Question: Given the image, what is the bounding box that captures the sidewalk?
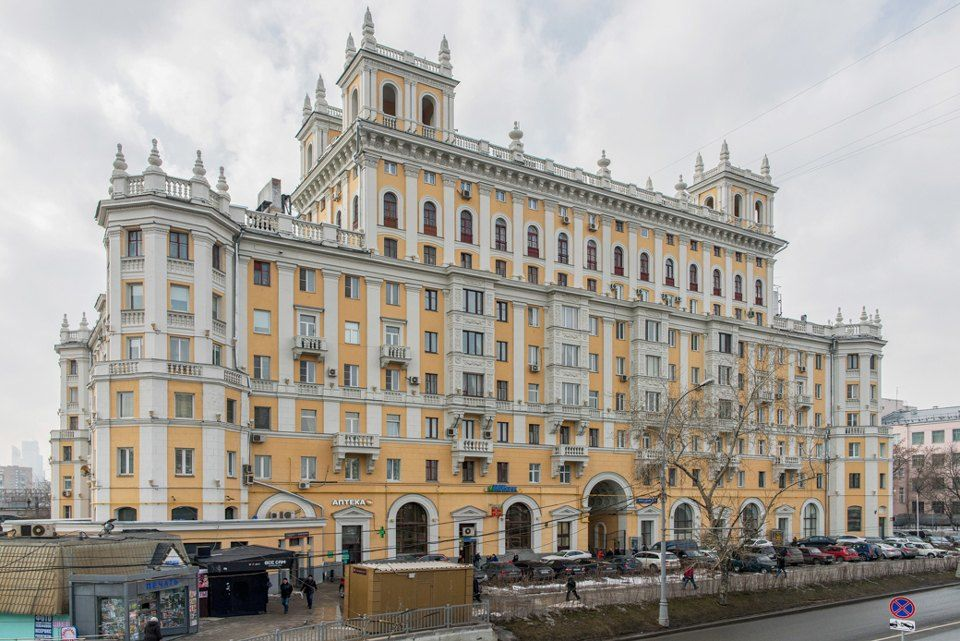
[189,583,341,640]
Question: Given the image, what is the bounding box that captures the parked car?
[910,542,944,558]
[749,545,778,559]
[774,546,805,566]
[635,551,681,572]
[797,535,837,548]
[729,553,775,573]
[890,543,918,559]
[798,546,834,565]
[649,540,700,559]
[580,561,620,577]
[821,545,861,562]
[877,543,902,559]
[850,543,882,561]
[684,549,719,567]
[745,538,775,548]
[418,554,449,562]
[928,536,955,550]
[836,535,866,545]
[542,549,592,562]
[549,559,588,577]
[864,536,884,545]
[480,561,523,583]
[512,560,557,581]
[606,555,642,574]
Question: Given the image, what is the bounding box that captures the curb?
[609,579,960,640]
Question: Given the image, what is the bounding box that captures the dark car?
[749,545,778,559]
[774,546,805,566]
[512,560,555,581]
[481,561,522,583]
[797,536,837,548]
[580,561,620,577]
[851,543,881,561]
[418,554,449,562]
[606,555,642,574]
[650,539,700,559]
[683,549,719,568]
[798,546,834,565]
[729,553,775,573]
[549,559,588,577]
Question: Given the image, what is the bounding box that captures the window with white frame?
[529,463,541,483]
[561,382,580,405]
[561,344,579,367]
[254,455,272,479]
[588,353,599,372]
[344,321,360,344]
[385,282,401,305]
[387,458,401,481]
[117,448,134,476]
[299,268,316,292]
[298,313,317,336]
[560,305,578,329]
[527,383,540,403]
[384,368,400,391]
[227,451,237,477]
[175,448,194,475]
[344,457,361,481]
[301,409,317,433]
[386,413,401,437]
[253,355,271,380]
[344,275,360,299]
[343,364,359,387]
[169,337,190,362]
[384,325,401,346]
[344,412,360,433]
[170,285,190,312]
[301,456,317,480]
[174,392,194,418]
[253,309,271,334]
[117,392,134,418]
[299,360,317,383]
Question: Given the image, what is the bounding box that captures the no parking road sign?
[889,596,917,619]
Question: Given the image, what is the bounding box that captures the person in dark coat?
[473,552,481,567]
[565,576,580,601]
[143,616,162,641]
[512,553,520,563]
[775,553,787,577]
[472,576,482,602]
[301,575,318,610]
[280,578,294,613]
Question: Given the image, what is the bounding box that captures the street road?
[654,584,960,641]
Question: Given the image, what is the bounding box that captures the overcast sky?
[1,1,957,464]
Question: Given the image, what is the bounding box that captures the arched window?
[382,192,398,228]
[557,233,570,264]
[639,252,650,281]
[755,279,764,306]
[171,506,198,521]
[846,506,862,532]
[459,210,473,244]
[712,269,722,296]
[335,210,343,227]
[224,506,237,520]
[526,226,539,258]
[382,84,397,117]
[803,504,819,537]
[674,504,694,540]
[586,240,598,270]
[350,89,359,121]
[421,95,435,127]
[704,195,714,209]
[741,504,760,538]
[754,200,763,224]
[613,247,624,276]
[351,195,360,230]
[665,258,675,286]
[688,264,698,291]
[734,275,743,301]
[396,502,429,555]
[116,507,137,522]
[494,218,508,251]
[422,202,437,235]
[505,503,532,551]
[734,194,743,218]
[306,144,313,169]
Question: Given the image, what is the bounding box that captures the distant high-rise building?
[11,440,45,483]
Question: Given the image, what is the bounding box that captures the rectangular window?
[174,392,194,418]
[344,457,361,481]
[462,460,476,482]
[558,464,571,484]
[341,275,361,300]
[169,336,192,362]
[384,368,400,391]
[529,463,541,483]
[300,409,317,433]
[463,372,484,397]
[254,455,272,479]
[589,353,599,372]
[848,442,861,458]
[126,283,144,310]
[528,345,540,367]
[561,305,579,329]
[758,471,766,488]
[496,341,509,362]
[227,451,237,477]
[425,417,439,439]
[169,284,190,312]
[588,390,599,408]
[424,331,438,353]
[464,289,484,314]
[589,316,599,335]
[299,360,316,383]
[616,321,626,340]
[691,334,700,351]
[425,289,438,311]
[253,309,271,334]
[849,473,861,489]
[169,231,189,259]
[616,356,626,375]
[463,331,484,356]
[384,161,398,175]
[561,382,580,405]
[425,459,439,482]
[423,246,437,265]
[385,282,401,305]
[526,265,539,284]
[497,461,510,483]
[117,391,134,418]
[117,448,134,476]
[344,412,360,434]
[253,260,271,286]
[424,373,438,395]
[561,344,579,367]
[527,383,540,403]
[846,354,859,369]
[528,307,540,327]
[644,320,660,342]
[126,336,143,360]
[423,171,436,185]
[254,406,271,429]
[126,229,142,257]
[253,355,271,380]
[497,421,510,443]
[932,430,945,444]
[528,423,541,445]
[387,458,401,481]
[299,268,316,292]
[496,301,509,322]
[386,414,401,437]
[344,321,360,344]
[226,398,237,423]
[175,448,194,475]
[343,364,360,387]
[297,313,317,337]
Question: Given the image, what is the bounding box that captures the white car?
[541,549,592,562]
[745,538,774,548]
[911,542,944,558]
[836,535,866,544]
[877,543,902,559]
[635,551,681,571]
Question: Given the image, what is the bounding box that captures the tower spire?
[315,73,327,107]
[694,152,704,181]
[345,33,356,66]
[302,93,312,121]
[439,34,452,76]
[761,154,771,180]
[361,7,376,49]
[719,139,730,164]
[597,150,611,179]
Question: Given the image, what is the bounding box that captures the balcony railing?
[775,455,802,469]
[553,444,589,460]
[167,311,194,329]
[121,257,144,273]
[294,335,328,357]
[452,438,493,476]
[120,310,144,326]
[167,258,194,276]
[333,432,381,473]
[380,344,412,367]
[167,362,202,377]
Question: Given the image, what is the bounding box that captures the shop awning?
[194,545,297,574]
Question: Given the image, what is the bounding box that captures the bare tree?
[633,338,824,605]
[896,446,942,528]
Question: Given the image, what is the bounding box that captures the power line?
[650,1,960,177]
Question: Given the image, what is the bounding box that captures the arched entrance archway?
[505,503,532,552]
[588,480,627,552]
[396,502,428,555]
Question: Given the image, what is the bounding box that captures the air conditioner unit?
[333,185,342,201]
[588,216,599,231]
[250,433,266,444]
[298,481,311,490]
[327,368,337,378]
[445,427,456,438]
[462,526,476,537]
[18,524,57,538]
[747,310,756,318]
[482,429,493,439]
[408,376,420,385]
[775,393,784,400]
[798,366,807,373]
[459,182,472,199]
[618,374,629,382]
[560,214,570,225]
[529,363,540,373]
[62,490,72,498]
[242,464,254,485]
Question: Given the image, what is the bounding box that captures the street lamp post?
[658,378,714,628]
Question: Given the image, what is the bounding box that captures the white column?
[512,302,526,403]
[747,257,756,313]
[767,258,777,319]
[679,236,689,295]
[602,320,613,411]
[362,157,379,250]
[403,163,420,259]
[107,228,123,357]
[142,224,169,359]
[323,270,340,371]
[653,231,664,302]
[405,284,421,379]
[277,262,296,432]
[479,183,492,270]
[573,211,584,287]
[724,248,734,311]
[679,332,690,389]
[442,175,456,265]
[366,277,382,389]
[511,192,524,278]
[201,422,225,519]
[544,201,556,283]
[600,220,612,294]
[701,242,710,312]
[235,256,250,371]
[628,224,638,295]
[193,233,214,364]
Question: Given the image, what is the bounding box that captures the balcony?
[167,257,194,276]
[212,318,227,337]
[167,311,194,329]
[333,433,380,473]
[293,335,328,358]
[380,344,412,367]
[758,389,775,404]
[121,257,144,274]
[451,438,494,476]
[774,455,802,471]
[121,310,144,327]
[797,394,813,407]
[552,445,589,478]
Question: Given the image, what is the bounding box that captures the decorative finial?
[315,73,327,107]
[192,150,208,183]
[874,308,881,324]
[439,34,452,75]
[508,121,524,153]
[719,139,730,163]
[597,150,611,178]
[112,143,128,176]
[694,152,704,180]
[835,307,843,323]
[216,166,230,197]
[345,33,356,66]
[674,174,688,198]
[645,176,654,191]
[80,312,89,329]
[302,93,312,121]
[147,138,162,168]
[361,7,376,49]
[860,306,868,322]
[761,154,770,179]
[61,314,69,329]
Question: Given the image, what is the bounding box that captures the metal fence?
[233,602,490,641]
[487,556,959,619]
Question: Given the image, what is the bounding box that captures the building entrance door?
[342,525,362,564]
[459,523,477,562]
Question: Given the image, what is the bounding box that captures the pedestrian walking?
[472,576,482,602]
[473,552,481,567]
[565,576,580,601]
[681,565,698,590]
[512,553,519,563]
[280,578,294,614]
[338,577,345,598]
[301,575,318,610]
[143,616,162,641]
[775,553,787,577]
